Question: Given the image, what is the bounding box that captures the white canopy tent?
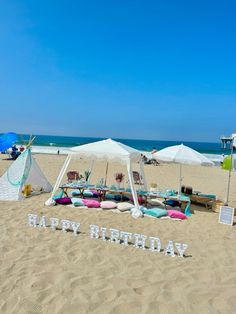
[153,144,214,195]
[46,139,147,218]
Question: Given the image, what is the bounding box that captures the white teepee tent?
[0,149,52,200]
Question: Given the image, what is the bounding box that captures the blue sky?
[0,0,235,142]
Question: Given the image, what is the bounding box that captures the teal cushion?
[71,189,81,196]
[83,190,94,197]
[71,197,84,207]
[142,207,167,218]
[105,193,115,200]
[198,194,216,199]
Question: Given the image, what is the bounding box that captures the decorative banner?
[218,206,235,226]
[27,214,188,258]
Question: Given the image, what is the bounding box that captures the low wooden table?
[148,192,191,215]
[60,184,110,201]
[59,184,148,204]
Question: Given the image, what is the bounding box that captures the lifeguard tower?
[220,133,236,171]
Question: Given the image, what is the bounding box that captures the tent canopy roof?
[70,138,141,163]
[153,144,214,166]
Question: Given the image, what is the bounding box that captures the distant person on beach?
[220,153,225,165]
[57,150,60,155]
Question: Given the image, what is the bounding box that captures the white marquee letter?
[109,228,120,244]
[100,227,107,241]
[175,243,188,257]
[38,216,46,228]
[90,225,99,238]
[120,231,132,246]
[149,237,161,252]
[50,218,59,231]
[61,220,71,233]
[28,214,37,227]
[133,234,147,250]
[164,241,175,257]
[70,221,80,235]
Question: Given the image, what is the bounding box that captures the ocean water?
[16,134,228,155]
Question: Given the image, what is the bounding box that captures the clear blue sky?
[0,0,235,142]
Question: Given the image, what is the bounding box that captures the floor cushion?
[83,190,94,197]
[100,201,117,209]
[113,195,130,202]
[142,207,167,218]
[163,200,181,207]
[71,189,81,197]
[82,199,100,208]
[117,202,133,212]
[105,193,115,200]
[71,197,85,207]
[54,197,72,205]
[167,209,187,220]
[148,198,165,207]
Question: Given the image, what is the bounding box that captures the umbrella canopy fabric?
[153,144,214,166]
[0,132,17,152]
[153,144,214,216]
[70,138,141,163]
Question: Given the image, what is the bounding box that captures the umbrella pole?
[225,144,234,205]
[105,162,109,186]
[178,164,182,196]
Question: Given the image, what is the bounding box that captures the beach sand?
[0,154,236,314]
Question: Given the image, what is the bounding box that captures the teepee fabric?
[0,149,52,201]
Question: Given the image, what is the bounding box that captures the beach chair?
[67,171,79,182]
[132,171,143,185]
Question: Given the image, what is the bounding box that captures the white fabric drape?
[139,159,148,191]
[126,160,142,218]
[49,154,72,198]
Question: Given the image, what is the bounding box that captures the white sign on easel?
[218,206,234,226]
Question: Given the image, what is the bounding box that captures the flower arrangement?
[115,172,125,183]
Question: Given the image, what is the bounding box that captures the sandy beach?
[1,153,236,314]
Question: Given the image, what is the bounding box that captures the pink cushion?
[167,209,187,220]
[100,201,117,209]
[82,199,100,208]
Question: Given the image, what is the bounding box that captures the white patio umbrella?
[152,144,214,195]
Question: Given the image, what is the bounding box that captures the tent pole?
[225,144,234,205]
[50,154,72,197]
[127,160,142,218]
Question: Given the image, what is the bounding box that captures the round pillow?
[117,202,133,212]
[167,209,187,220]
[100,201,117,209]
[82,199,100,208]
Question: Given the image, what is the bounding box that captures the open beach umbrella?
[152,144,214,195]
[0,132,17,152]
